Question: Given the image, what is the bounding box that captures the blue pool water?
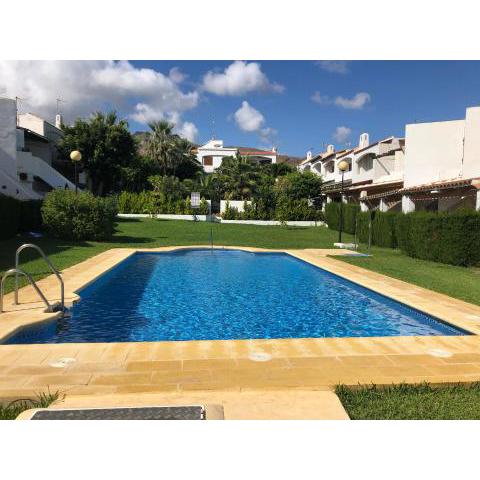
[4,249,466,344]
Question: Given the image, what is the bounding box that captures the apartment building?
[300,106,480,213]
[0,97,75,199]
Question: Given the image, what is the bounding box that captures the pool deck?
[2,246,480,419]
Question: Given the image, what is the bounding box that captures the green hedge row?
[117,191,210,215]
[341,206,480,266]
[396,211,480,266]
[0,194,43,240]
[325,202,360,234]
[222,199,324,222]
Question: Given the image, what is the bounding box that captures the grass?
[334,245,480,306]
[0,218,352,294]
[0,390,60,420]
[336,383,480,419]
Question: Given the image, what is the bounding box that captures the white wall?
[404,119,465,188]
[463,106,480,179]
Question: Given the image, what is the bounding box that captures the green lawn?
[336,383,480,419]
[0,218,351,294]
[1,218,479,307]
[333,245,480,306]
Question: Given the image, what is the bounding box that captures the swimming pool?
[4,249,466,344]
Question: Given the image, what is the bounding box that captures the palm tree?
[145,120,177,176]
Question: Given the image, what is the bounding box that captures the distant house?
[194,139,277,173]
[0,97,75,199]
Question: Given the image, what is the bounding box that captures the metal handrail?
[1,268,52,313]
[15,243,64,312]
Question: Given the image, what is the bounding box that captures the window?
[203,156,213,166]
[357,154,374,174]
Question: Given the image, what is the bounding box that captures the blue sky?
[131,60,480,156]
[3,60,480,157]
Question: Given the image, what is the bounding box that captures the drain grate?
[31,406,205,420]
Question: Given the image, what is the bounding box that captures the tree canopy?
[58,112,137,196]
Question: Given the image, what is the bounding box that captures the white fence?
[220,219,325,227]
[118,213,212,221]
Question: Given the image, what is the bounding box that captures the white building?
[0,97,75,200]
[195,139,277,173]
[301,107,480,213]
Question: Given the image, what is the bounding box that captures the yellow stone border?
[1,246,480,400]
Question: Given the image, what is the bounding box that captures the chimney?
[359,132,369,148]
[272,146,277,153]
[55,113,63,129]
[306,151,312,161]
[326,144,335,154]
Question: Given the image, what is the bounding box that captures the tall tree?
[58,112,136,195]
[144,120,201,179]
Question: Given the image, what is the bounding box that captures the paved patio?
[1,246,480,418]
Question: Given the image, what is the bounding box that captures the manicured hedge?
[372,211,399,248]
[42,190,118,241]
[396,210,480,266]
[325,202,360,234]
[0,194,21,240]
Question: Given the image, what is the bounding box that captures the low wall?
[118,213,211,221]
[220,219,325,227]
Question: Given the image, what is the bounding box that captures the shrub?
[198,198,210,215]
[117,191,152,214]
[0,194,21,240]
[19,200,43,231]
[275,198,322,223]
[42,190,117,241]
[396,210,480,266]
[356,211,372,244]
[372,211,399,248]
[325,202,360,234]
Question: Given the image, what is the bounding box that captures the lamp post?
[70,150,82,193]
[337,159,349,243]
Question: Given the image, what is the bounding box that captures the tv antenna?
[211,116,216,140]
[56,97,66,114]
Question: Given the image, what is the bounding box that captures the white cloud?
[169,66,186,84]
[259,127,278,145]
[333,126,352,144]
[233,101,277,147]
[316,61,349,74]
[0,60,199,129]
[311,91,331,105]
[176,121,198,142]
[202,61,284,96]
[234,101,265,132]
[334,92,371,110]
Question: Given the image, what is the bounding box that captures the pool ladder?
[0,243,64,315]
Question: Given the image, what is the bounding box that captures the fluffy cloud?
[311,91,330,105]
[334,92,371,110]
[234,101,265,131]
[316,61,349,74]
[333,126,352,144]
[202,61,284,96]
[233,101,277,147]
[177,121,198,142]
[0,60,199,138]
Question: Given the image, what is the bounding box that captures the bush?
[42,190,117,241]
[19,200,43,231]
[0,194,21,240]
[372,211,399,248]
[325,202,360,234]
[275,198,323,223]
[117,191,152,214]
[396,210,480,266]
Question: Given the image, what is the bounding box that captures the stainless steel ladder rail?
[15,243,64,312]
[1,268,52,313]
